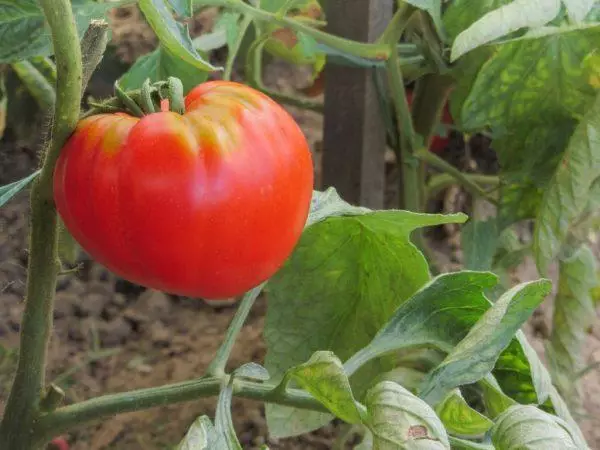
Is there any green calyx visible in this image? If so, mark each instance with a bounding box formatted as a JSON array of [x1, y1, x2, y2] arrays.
[[85, 76, 187, 118]]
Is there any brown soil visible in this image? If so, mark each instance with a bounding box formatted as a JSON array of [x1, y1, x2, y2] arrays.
[[1, 5, 599, 450]]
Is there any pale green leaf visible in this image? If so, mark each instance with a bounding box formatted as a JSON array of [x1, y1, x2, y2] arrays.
[[547, 245, 597, 411], [139, 0, 220, 72], [435, 390, 493, 436], [364, 381, 450, 450], [491, 405, 585, 449], [214, 384, 243, 449], [451, 0, 561, 61], [462, 219, 498, 271], [233, 363, 270, 381], [478, 375, 516, 419], [563, 0, 596, 22], [215, 12, 242, 50], [264, 210, 466, 437], [533, 93, 600, 274], [448, 437, 495, 450], [443, 0, 513, 41], [168, 0, 193, 17], [419, 280, 551, 406], [460, 26, 599, 130], [284, 351, 365, 424], [306, 188, 370, 228]]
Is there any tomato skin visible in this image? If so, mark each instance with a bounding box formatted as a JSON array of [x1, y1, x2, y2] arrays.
[[54, 81, 314, 299]]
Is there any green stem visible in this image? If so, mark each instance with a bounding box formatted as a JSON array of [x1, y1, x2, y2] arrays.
[[34, 376, 327, 443], [11, 60, 56, 111], [205, 284, 264, 377], [426, 173, 499, 200], [416, 149, 499, 205], [224, 14, 253, 81], [201, 0, 390, 60], [0, 0, 82, 448]]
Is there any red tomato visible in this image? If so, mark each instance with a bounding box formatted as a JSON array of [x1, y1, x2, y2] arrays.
[[54, 81, 314, 299], [48, 437, 69, 450]]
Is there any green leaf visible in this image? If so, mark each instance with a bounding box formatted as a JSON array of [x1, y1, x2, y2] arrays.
[[168, 0, 193, 17], [448, 437, 495, 450], [443, 0, 513, 41], [546, 245, 597, 411], [216, 12, 242, 50], [264, 210, 466, 437], [418, 279, 551, 406], [462, 219, 498, 271], [343, 271, 499, 377], [490, 405, 584, 450], [0, 170, 40, 208], [0, 0, 117, 63], [460, 25, 599, 130], [533, 93, 600, 274], [139, 0, 220, 73], [177, 415, 227, 450], [363, 381, 450, 449], [284, 351, 365, 424], [214, 383, 243, 449], [435, 389, 493, 436], [450, 0, 561, 61], [478, 375, 516, 419], [563, 0, 596, 22]]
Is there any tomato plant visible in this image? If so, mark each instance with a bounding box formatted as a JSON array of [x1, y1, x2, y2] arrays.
[[54, 80, 313, 299], [0, 0, 598, 450]]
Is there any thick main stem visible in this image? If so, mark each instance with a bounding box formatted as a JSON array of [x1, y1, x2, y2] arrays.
[[0, 0, 82, 448]]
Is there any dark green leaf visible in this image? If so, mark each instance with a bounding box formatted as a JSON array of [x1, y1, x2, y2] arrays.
[[443, 0, 513, 42], [0, 170, 40, 208], [168, 0, 193, 17], [460, 26, 599, 130], [0, 0, 117, 63], [363, 381, 450, 449], [119, 46, 210, 94], [462, 219, 498, 271], [418, 279, 552, 406], [435, 389, 493, 436], [264, 210, 466, 437], [547, 245, 597, 411], [139, 0, 219, 73], [450, 0, 561, 61], [533, 93, 600, 274], [176, 415, 227, 450], [491, 405, 584, 450], [284, 351, 365, 424]]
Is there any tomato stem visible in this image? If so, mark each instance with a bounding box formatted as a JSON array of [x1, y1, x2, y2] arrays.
[[166, 77, 185, 114], [115, 81, 145, 117], [205, 284, 265, 377], [140, 78, 157, 114]]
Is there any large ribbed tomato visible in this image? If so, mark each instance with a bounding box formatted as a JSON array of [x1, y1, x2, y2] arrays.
[[54, 81, 314, 299]]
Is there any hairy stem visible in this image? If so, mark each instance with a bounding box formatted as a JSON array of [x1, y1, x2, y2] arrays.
[[0, 0, 82, 448], [34, 376, 327, 442], [206, 284, 265, 377], [416, 149, 499, 205]]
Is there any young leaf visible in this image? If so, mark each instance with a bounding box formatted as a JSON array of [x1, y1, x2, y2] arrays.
[[418, 279, 552, 406], [546, 245, 597, 412], [264, 211, 466, 437], [460, 26, 599, 130], [451, 0, 561, 61], [491, 405, 585, 450], [139, 0, 220, 73], [0, 170, 40, 208], [177, 415, 227, 450], [233, 363, 270, 382], [435, 389, 493, 436], [363, 381, 450, 449], [283, 351, 365, 425], [0, 0, 117, 63], [343, 271, 498, 377], [533, 93, 600, 274], [461, 219, 498, 271]]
